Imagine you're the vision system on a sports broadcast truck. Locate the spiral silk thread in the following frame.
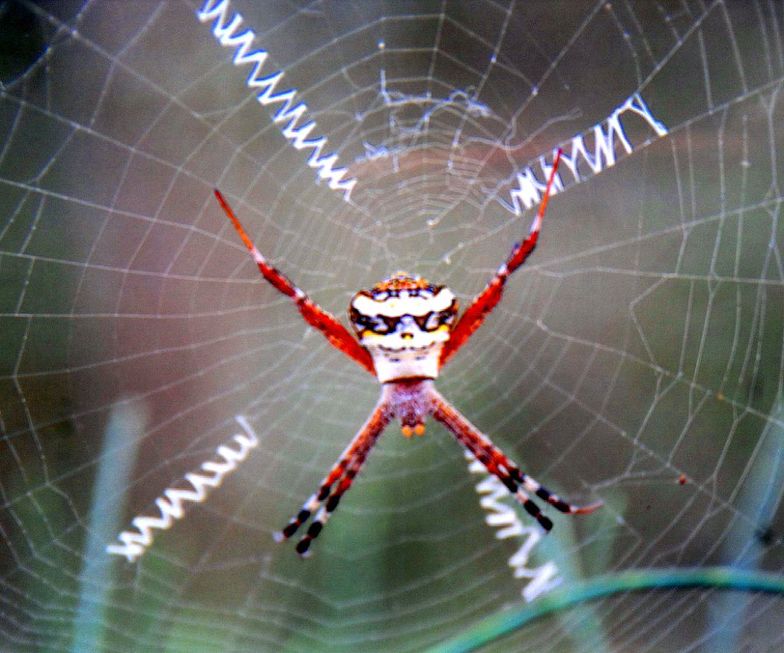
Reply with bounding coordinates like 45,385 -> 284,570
197,0 -> 356,200
465,452 -> 562,602
106,416 -> 259,562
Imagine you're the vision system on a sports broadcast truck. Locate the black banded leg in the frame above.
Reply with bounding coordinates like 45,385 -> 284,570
449,413 -> 602,518
295,449 -> 370,557
515,487 -> 554,532
431,397 -> 554,532
274,403 -> 391,554
274,482 -> 334,542
472,444 -> 554,532
276,443 -> 368,548
507,468 -> 603,515
471,442 -> 554,532
430,389 -> 595,532
274,451 -> 356,543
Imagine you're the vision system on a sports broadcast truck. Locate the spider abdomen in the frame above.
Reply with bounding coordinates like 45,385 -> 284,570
348,273 -> 458,383
383,379 -> 437,437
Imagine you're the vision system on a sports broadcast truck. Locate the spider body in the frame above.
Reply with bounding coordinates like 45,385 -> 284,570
215,148 -> 601,556
349,273 -> 457,383
384,378 -> 435,436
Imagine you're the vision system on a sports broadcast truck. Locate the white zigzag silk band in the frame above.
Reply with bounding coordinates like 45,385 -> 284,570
465,452 -> 562,602
106,416 -> 259,563
197,0 -> 357,200
503,93 -> 668,215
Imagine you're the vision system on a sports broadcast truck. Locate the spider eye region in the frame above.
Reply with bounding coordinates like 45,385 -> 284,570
349,280 -> 458,383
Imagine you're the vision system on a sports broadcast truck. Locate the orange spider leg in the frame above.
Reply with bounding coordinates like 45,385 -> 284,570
430,388 -> 601,531
274,399 -> 392,556
214,190 -> 376,375
440,148 -> 563,367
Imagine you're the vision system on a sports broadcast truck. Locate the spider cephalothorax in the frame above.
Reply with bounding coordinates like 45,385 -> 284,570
215,148 -> 601,556
348,272 -> 458,383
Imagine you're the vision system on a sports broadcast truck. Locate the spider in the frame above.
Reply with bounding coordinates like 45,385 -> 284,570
215,148 -> 601,556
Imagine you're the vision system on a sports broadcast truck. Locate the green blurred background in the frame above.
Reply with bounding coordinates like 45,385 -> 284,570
1,1 -> 782,651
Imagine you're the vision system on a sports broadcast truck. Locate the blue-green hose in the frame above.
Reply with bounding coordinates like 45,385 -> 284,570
427,567 -> 784,653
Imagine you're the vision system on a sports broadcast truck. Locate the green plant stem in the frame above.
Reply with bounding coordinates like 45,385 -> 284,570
427,567 -> 784,653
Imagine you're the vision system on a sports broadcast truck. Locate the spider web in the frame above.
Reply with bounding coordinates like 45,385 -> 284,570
1,1 -> 783,651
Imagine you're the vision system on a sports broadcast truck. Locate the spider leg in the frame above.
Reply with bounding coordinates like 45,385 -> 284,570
430,388 -> 600,531
275,399 -> 392,556
508,466 -> 603,516
214,190 -> 375,375
295,434 -> 378,556
439,148 -> 562,368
